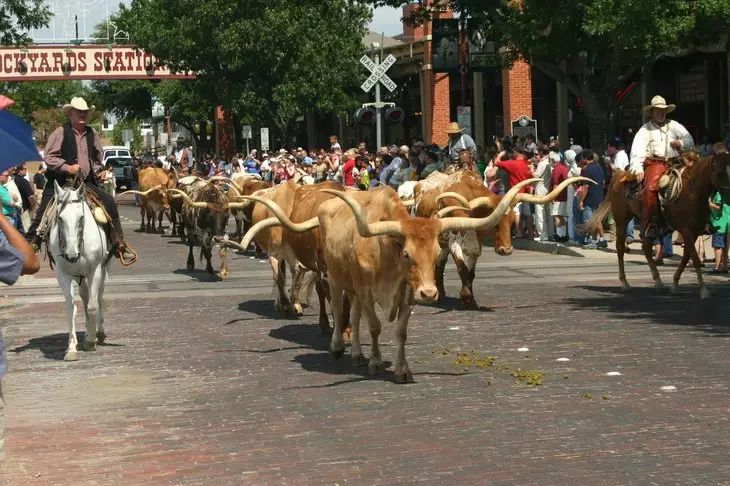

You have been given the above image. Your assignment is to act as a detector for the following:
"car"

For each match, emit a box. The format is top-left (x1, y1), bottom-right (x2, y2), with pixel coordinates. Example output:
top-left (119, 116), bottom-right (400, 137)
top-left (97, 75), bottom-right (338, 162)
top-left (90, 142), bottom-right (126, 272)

top-left (103, 146), bottom-right (132, 162)
top-left (105, 156), bottom-right (135, 191)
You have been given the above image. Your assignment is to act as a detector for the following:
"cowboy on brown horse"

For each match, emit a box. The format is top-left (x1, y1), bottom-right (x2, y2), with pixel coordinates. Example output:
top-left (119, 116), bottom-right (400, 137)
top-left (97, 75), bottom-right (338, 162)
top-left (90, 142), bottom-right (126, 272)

top-left (628, 95), bottom-right (694, 239)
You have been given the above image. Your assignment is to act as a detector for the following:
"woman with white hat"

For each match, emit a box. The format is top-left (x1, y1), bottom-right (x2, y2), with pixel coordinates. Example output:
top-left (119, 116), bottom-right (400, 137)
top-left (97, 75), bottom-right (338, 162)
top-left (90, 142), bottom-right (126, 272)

top-left (628, 95), bottom-right (694, 239)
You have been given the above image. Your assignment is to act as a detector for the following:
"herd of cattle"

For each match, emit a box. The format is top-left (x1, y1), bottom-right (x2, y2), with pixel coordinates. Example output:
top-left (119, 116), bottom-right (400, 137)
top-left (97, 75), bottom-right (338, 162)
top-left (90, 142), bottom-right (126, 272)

top-left (118, 167), bottom-right (587, 383)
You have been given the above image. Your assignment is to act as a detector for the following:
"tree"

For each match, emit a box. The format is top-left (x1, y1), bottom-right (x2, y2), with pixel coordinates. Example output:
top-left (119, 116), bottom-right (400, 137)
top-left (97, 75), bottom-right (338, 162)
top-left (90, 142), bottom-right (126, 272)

top-left (0, 0), bottom-right (51, 45)
top-left (366, 0), bottom-right (730, 150)
top-left (111, 118), bottom-right (144, 154)
top-left (117, 0), bottom-right (371, 145)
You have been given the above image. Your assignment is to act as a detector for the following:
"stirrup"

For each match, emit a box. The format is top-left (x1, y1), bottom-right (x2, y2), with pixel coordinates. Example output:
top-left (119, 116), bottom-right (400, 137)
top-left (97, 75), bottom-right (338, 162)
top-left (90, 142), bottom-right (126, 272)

top-left (118, 243), bottom-right (138, 266)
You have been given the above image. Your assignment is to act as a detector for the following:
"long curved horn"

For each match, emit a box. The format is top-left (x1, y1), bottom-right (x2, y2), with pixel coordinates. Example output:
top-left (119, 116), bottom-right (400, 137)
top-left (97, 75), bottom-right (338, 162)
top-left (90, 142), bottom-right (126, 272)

top-left (402, 199), bottom-right (415, 207)
top-left (219, 181), bottom-right (243, 197)
top-left (437, 205), bottom-right (471, 218)
top-left (115, 184), bottom-right (163, 201)
top-left (239, 195), bottom-right (319, 233)
top-left (226, 201), bottom-right (253, 209)
top-left (439, 178), bottom-right (541, 233)
top-left (171, 166), bottom-right (179, 181)
top-left (321, 189), bottom-right (402, 237)
top-left (514, 176), bottom-right (595, 204)
top-left (208, 175), bottom-right (233, 183)
top-left (239, 217), bottom-right (282, 251)
top-left (436, 192), bottom-right (470, 208)
top-left (468, 195), bottom-right (499, 210)
top-left (167, 188), bottom-right (210, 209)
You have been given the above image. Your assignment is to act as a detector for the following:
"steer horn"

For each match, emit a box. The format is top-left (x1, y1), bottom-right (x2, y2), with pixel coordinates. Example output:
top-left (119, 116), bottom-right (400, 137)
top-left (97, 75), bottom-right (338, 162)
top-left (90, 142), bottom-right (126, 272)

top-left (438, 178), bottom-right (541, 233)
top-left (239, 195), bottom-right (320, 233)
top-left (513, 176), bottom-right (595, 204)
top-left (167, 188), bottom-right (211, 209)
top-left (219, 181), bottom-right (243, 198)
top-left (240, 217), bottom-right (283, 251)
top-left (115, 184), bottom-right (163, 201)
top-left (321, 189), bottom-right (403, 237)
top-left (436, 192), bottom-right (470, 209)
top-left (402, 199), bottom-right (415, 207)
top-left (437, 205), bottom-right (472, 218)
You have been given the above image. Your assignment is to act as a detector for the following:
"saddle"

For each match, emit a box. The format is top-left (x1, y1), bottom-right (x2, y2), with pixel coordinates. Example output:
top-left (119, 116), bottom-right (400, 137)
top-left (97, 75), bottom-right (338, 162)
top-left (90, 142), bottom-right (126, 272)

top-left (619, 162), bottom-right (684, 204)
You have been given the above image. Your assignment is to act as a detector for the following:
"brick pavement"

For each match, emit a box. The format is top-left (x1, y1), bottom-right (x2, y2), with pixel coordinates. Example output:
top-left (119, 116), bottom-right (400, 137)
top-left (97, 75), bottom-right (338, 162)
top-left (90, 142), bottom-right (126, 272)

top-left (1, 203), bottom-right (730, 485)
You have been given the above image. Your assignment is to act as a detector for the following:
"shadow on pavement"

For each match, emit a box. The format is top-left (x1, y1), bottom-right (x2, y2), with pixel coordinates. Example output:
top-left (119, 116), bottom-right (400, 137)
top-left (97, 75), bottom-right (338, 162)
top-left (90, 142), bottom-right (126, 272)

top-left (172, 268), bottom-right (222, 282)
top-left (11, 332), bottom-right (125, 360)
top-left (571, 284), bottom-right (730, 334)
top-left (425, 295), bottom-right (495, 313)
top-left (237, 300), bottom-right (301, 320)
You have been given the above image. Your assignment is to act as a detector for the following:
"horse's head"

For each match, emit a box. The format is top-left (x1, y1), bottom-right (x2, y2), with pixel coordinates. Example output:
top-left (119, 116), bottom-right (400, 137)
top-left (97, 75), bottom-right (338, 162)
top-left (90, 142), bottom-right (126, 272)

top-left (54, 181), bottom-right (87, 263)
top-left (457, 150), bottom-right (476, 171)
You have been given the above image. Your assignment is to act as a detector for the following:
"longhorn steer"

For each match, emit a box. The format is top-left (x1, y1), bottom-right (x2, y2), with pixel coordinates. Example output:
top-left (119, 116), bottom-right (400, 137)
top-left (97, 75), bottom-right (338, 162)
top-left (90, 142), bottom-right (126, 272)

top-left (169, 180), bottom-right (248, 280)
top-left (247, 181), bottom-right (539, 383)
top-left (227, 173), bottom-right (273, 250)
top-left (169, 175), bottom-right (206, 238)
top-left (133, 167), bottom-right (177, 233)
top-left (404, 170), bottom-right (589, 308)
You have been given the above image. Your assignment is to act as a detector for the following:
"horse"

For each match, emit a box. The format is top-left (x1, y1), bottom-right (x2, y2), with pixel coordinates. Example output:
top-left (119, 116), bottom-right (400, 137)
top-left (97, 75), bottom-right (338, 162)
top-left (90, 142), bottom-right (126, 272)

top-left (48, 181), bottom-right (110, 361)
top-left (582, 147), bottom-right (730, 298)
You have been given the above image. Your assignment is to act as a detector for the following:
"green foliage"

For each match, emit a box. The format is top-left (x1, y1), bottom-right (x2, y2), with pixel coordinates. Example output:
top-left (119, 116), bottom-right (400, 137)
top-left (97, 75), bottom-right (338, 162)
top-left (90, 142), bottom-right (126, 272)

top-left (0, 0), bottom-right (51, 45)
top-left (117, 0), bottom-right (372, 138)
top-left (1, 81), bottom-right (86, 120)
top-left (111, 119), bottom-right (144, 154)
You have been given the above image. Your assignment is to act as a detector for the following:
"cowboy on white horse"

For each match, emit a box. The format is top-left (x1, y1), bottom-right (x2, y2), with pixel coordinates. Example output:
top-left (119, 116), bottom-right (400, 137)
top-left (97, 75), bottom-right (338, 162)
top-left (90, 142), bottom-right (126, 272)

top-left (26, 97), bottom-right (135, 262)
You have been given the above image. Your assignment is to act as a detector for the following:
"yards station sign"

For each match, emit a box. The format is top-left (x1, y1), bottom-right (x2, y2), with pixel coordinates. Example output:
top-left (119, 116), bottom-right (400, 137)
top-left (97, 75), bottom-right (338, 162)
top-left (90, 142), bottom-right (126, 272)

top-left (0, 45), bottom-right (194, 81)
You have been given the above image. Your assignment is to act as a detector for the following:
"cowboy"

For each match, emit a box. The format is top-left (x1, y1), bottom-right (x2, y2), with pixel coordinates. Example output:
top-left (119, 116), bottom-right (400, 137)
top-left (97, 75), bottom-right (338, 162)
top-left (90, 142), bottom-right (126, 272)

top-left (445, 122), bottom-right (477, 163)
top-left (629, 95), bottom-right (694, 239)
top-left (26, 97), bottom-right (133, 260)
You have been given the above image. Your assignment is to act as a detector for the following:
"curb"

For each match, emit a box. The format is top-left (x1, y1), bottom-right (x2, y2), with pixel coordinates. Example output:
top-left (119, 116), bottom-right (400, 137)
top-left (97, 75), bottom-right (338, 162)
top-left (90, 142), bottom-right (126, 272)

top-left (484, 237), bottom-right (586, 258)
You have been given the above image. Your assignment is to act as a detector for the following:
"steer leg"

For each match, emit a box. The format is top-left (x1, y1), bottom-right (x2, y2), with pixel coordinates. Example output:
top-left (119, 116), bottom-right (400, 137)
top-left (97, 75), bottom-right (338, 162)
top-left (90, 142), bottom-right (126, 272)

top-left (393, 297), bottom-right (414, 383)
top-left (139, 201), bottom-right (147, 231)
top-left (349, 295), bottom-right (367, 367)
top-left (361, 296), bottom-right (385, 375)
top-left (219, 246), bottom-right (229, 280)
top-left (157, 209), bottom-right (165, 234)
top-left (270, 257), bottom-right (292, 313)
top-left (289, 263), bottom-right (305, 316)
top-left (186, 240), bottom-right (195, 271)
top-left (435, 248), bottom-right (449, 302)
top-left (314, 276), bottom-right (332, 334)
top-left (328, 280), bottom-right (346, 359)
top-left (203, 243), bottom-right (215, 279)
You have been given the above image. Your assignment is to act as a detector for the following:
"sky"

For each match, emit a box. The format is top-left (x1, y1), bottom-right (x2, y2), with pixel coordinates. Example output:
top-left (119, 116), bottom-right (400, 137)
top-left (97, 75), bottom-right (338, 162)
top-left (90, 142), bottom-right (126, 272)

top-left (30, 1), bottom-right (405, 43)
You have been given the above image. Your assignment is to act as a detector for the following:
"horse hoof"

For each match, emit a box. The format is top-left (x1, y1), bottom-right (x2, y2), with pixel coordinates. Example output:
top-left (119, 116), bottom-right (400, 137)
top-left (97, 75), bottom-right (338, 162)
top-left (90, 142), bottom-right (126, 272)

top-left (330, 347), bottom-right (345, 359)
top-left (654, 280), bottom-right (664, 290)
top-left (96, 332), bottom-right (107, 344)
top-left (700, 287), bottom-right (712, 299)
top-left (620, 281), bottom-right (631, 292)
top-left (64, 350), bottom-right (78, 361)
top-left (82, 340), bottom-right (97, 352)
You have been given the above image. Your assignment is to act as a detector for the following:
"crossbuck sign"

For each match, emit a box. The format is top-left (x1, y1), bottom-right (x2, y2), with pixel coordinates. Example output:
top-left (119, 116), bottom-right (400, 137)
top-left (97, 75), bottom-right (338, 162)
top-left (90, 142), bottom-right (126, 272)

top-left (360, 54), bottom-right (397, 93)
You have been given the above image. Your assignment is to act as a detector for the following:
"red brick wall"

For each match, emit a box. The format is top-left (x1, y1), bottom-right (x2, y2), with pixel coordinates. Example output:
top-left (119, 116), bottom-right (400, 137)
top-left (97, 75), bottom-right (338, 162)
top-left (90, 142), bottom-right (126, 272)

top-left (502, 59), bottom-right (533, 135)
top-left (419, 2), bottom-right (453, 146)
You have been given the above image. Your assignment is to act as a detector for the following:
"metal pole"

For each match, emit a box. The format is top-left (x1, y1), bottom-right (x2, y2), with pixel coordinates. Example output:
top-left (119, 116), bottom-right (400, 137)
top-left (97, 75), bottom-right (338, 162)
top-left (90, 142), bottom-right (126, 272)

top-left (246, 138), bottom-right (249, 156)
top-left (375, 53), bottom-right (382, 150)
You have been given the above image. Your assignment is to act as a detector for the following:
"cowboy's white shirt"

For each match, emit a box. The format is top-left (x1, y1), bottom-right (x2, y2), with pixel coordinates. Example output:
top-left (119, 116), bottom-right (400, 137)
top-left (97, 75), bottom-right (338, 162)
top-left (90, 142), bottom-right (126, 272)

top-left (628, 120), bottom-right (694, 173)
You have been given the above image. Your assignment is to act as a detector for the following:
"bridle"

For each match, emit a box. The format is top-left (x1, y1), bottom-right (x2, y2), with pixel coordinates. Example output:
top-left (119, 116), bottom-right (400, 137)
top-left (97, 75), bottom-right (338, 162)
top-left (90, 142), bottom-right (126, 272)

top-left (57, 191), bottom-right (86, 262)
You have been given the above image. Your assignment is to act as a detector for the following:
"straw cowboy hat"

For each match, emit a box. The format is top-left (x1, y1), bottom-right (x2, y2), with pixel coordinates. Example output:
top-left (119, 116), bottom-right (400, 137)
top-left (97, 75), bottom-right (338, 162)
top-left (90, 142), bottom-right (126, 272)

top-left (445, 122), bottom-right (465, 134)
top-left (61, 97), bottom-right (95, 116)
top-left (643, 95), bottom-right (675, 117)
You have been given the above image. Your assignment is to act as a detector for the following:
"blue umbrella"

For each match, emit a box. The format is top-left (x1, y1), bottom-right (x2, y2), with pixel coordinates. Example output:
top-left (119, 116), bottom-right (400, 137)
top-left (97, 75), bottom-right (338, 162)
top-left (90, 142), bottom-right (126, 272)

top-left (0, 110), bottom-right (42, 173)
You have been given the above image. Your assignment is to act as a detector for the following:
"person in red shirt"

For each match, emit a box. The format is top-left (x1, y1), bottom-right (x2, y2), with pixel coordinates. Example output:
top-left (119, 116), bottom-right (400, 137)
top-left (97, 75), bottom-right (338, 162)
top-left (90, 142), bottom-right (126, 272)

top-left (549, 153), bottom-right (569, 242)
top-left (496, 147), bottom-right (535, 238)
top-left (342, 149), bottom-right (357, 187)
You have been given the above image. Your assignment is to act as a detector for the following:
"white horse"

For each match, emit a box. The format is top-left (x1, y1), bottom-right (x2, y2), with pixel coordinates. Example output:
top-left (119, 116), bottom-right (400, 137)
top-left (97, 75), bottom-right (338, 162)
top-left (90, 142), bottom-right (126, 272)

top-left (48, 182), bottom-right (109, 361)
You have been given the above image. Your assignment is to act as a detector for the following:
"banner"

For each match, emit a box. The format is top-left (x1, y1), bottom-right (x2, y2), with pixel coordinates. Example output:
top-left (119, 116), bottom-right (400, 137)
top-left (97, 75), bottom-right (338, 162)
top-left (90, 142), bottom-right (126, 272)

top-left (432, 19), bottom-right (460, 72)
top-left (467, 19), bottom-right (498, 70)
top-left (0, 45), bottom-right (194, 81)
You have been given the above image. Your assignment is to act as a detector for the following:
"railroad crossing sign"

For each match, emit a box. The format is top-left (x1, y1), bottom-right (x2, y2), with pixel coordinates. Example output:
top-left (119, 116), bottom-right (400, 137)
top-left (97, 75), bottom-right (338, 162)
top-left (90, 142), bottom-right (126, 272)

top-left (360, 54), bottom-right (397, 93)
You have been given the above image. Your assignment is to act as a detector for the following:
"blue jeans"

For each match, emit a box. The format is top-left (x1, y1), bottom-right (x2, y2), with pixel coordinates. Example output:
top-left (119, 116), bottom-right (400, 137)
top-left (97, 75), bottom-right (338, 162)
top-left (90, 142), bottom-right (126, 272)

top-left (653, 232), bottom-right (673, 257)
top-left (131, 182), bottom-right (140, 205)
top-left (625, 217), bottom-right (635, 240)
top-left (581, 204), bottom-right (599, 243)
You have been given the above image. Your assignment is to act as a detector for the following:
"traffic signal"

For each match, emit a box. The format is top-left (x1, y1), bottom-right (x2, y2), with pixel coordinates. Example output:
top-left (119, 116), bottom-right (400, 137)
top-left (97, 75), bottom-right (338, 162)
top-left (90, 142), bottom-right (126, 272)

top-left (355, 107), bottom-right (376, 125)
top-left (384, 106), bottom-right (404, 124)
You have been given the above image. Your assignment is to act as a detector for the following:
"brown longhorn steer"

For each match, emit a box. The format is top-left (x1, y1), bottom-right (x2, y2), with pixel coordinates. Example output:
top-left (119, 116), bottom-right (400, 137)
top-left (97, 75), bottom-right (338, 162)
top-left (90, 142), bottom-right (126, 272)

top-left (582, 147), bottom-right (730, 298)
top-left (404, 170), bottom-right (587, 308)
top-left (117, 167), bottom-right (177, 233)
top-left (243, 180), bottom-right (539, 383)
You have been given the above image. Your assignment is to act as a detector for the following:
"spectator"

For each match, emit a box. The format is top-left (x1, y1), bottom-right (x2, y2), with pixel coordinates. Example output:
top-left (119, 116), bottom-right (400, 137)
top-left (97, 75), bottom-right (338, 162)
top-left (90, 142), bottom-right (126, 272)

top-left (342, 149), bottom-right (357, 187)
top-left (533, 147), bottom-right (553, 241)
top-left (549, 151), bottom-right (570, 242)
top-left (420, 151), bottom-right (443, 179)
top-left (13, 164), bottom-right (34, 231)
top-left (379, 145), bottom-right (403, 189)
top-left (496, 146), bottom-right (535, 238)
top-left (578, 151), bottom-right (607, 248)
top-left (709, 188), bottom-right (730, 273)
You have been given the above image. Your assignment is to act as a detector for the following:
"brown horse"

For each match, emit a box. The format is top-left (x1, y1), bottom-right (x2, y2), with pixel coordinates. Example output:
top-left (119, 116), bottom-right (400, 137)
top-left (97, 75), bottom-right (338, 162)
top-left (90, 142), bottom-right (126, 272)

top-left (582, 147), bottom-right (730, 298)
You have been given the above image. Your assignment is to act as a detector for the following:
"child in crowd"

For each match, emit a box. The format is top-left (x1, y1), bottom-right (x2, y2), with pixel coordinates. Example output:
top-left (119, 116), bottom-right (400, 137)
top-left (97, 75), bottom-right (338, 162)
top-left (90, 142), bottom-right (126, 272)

top-left (709, 188), bottom-right (730, 273)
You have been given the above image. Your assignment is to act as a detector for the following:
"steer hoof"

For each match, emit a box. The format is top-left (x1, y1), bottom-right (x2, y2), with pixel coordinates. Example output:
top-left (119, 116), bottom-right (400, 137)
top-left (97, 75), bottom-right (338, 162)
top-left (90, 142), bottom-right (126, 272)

top-left (63, 350), bottom-right (78, 361)
top-left (394, 371), bottom-right (414, 384)
top-left (96, 332), bottom-right (107, 344)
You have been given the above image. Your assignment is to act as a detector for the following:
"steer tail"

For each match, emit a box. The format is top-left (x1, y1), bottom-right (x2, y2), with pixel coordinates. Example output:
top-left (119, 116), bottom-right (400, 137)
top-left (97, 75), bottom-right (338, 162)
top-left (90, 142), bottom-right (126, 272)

top-left (300, 270), bottom-right (317, 306)
top-left (578, 175), bottom-right (620, 235)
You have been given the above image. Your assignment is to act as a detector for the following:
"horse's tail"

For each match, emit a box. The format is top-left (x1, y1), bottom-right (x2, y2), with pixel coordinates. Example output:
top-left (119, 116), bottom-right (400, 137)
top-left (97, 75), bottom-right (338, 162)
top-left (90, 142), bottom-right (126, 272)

top-left (578, 172), bottom-right (623, 235)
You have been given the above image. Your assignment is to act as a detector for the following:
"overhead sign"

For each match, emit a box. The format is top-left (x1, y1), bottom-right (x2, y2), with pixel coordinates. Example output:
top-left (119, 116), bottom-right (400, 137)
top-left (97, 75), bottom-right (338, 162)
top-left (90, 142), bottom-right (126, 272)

top-left (0, 45), bottom-right (194, 81)
top-left (360, 54), bottom-right (397, 93)
top-left (260, 127), bottom-right (270, 151)
top-left (241, 125), bottom-right (252, 139)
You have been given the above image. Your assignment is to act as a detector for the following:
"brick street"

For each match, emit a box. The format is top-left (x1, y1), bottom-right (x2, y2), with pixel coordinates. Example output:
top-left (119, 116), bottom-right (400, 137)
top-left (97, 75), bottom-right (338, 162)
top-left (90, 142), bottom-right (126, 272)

top-left (1, 203), bottom-right (730, 485)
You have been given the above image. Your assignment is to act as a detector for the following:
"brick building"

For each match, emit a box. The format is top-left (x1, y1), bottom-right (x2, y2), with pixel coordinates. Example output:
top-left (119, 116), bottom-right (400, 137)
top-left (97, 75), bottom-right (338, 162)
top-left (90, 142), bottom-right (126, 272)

top-left (349, 4), bottom-right (730, 152)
